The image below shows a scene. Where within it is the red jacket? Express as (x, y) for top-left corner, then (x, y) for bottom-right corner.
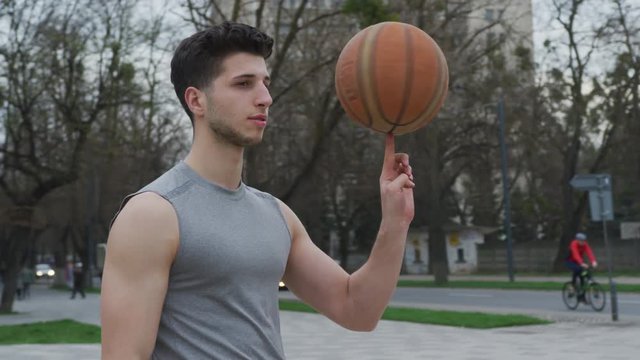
(567, 239), (596, 265)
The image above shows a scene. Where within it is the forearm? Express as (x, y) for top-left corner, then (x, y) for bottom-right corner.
(346, 222), (409, 330)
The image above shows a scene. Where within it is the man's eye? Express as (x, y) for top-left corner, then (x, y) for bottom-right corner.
(237, 81), (250, 87)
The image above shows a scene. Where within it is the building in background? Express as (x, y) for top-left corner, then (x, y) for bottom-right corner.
(404, 225), (499, 274)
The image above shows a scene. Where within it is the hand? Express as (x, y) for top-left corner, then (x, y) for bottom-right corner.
(592, 262), (598, 268)
(379, 133), (415, 228)
(581, 263), (588, 269)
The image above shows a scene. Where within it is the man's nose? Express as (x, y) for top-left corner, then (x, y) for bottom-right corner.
(256, 85), (273, 108)
(256, 83), (272, 108)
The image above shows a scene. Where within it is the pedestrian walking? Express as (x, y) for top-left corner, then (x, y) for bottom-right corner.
(70, 263), (86, 299)
(20, 266), (35, 299)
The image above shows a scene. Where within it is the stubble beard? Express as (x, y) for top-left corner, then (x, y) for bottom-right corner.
(207, 112), (261, 148)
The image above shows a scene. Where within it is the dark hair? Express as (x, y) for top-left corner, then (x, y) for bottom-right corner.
(170, 22), (274, 121)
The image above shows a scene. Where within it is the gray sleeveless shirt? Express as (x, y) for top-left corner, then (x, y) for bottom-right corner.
(117, 162), (291, 359)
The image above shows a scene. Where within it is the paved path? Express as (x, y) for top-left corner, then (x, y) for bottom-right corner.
(1, 283), (638, 360)
(390, 287), (640, 320)
(400, 274), (640, 284)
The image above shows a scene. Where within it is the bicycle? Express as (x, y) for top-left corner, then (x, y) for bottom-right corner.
(562, 268), (606, 311)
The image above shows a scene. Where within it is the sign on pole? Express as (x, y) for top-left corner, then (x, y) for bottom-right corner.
(570, 174), (614, 222)
(569, 174), (611, 191)
(588, 190), (614, 221)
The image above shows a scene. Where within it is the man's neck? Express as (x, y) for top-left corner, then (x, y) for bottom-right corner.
(184, 132), (244, 191)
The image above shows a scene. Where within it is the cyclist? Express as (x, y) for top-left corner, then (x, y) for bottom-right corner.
(565, 232), (598, 301)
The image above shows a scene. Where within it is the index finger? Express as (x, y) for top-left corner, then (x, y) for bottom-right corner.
(384, 132), (395, 163)
(382, 132), (396, 173)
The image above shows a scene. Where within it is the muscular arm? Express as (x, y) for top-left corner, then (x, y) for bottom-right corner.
(101, 192), (178, 359)
(281, 134), (414, 331)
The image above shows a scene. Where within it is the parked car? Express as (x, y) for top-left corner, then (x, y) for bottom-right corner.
(35, 263), (55, 279)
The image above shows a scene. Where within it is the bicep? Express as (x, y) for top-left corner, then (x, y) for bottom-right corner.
(279, 201), (350, 321)
(101, 193), (178, 359)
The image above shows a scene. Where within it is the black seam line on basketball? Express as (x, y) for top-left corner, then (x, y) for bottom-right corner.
(369, 24), (394, 127)
(401, 36), (440, 126)
(417, 43), (448, 124)
(357, 25), (382, 127)
(336, 57), (360, 125)
(369, 25), (397, 126)
(392, 25), (413, 126)
(404, 37), (448, 127)
(337, 31), (368, 127)
(354, 26), (371, 127)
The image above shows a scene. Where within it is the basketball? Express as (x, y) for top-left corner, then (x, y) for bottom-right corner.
(335, 22), (449, 135)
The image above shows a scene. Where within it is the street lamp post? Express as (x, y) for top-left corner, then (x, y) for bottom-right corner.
(497, 94), (515, 282)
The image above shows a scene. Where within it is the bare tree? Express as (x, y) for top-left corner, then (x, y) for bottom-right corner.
(0, 0), (186, 312)
(536, 0), (632, 271)
(605, 0), (640, 222)
(387, 0), (536, 283)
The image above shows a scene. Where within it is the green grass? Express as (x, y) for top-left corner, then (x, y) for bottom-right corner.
(0, 319), (101, 344)
(381, 306), (550, 328)
(473, 270), (640, 277)
(279, 299), (318, 313)
(397, 280), (640, 293)
(278, 299), (550, 329)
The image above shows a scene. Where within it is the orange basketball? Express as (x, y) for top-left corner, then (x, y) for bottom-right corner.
(335, 22), (449, 135)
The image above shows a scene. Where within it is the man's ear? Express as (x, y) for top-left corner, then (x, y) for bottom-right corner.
(185, 86), (207, 118)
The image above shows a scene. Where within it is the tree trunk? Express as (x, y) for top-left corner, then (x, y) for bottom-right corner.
(428, 226), (449, 285)
(424, 128), (449, 285)
(0, 225), (31, 313)
(339, 227), (350, 272)
(0, 267), (19, 313)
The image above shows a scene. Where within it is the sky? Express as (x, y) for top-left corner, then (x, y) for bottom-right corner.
(531, 0), (640, 77)
(143, 0), (640, 77)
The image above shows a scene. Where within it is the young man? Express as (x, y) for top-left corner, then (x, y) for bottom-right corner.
(101, 22), (415, 359)
(565, 232), (598, 298)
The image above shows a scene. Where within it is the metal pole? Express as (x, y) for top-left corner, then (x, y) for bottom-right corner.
(85, 171), (96, 289)
(599, 190), (618, 321)
(498, 95), (515, 282)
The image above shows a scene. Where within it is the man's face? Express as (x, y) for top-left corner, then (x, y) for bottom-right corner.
(204, 52), (272, 147)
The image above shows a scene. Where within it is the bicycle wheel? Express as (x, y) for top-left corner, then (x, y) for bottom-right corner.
(562, 282), (579, 310)
(587, 282), (606, 312)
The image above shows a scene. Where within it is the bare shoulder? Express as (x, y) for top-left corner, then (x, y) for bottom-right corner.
(274, 198), (307, 241)
(274, 198), (297, 226)
(107, 192), (178, 263)
(274, 198), (292, 217)
(114, 192), (176, 227)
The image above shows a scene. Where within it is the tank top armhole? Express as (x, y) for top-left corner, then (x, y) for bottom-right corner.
(109, 191), (178, 233)
(270, 196), (293, 246)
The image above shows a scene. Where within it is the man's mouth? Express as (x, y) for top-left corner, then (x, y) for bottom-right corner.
(249, 114), (267, 127)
